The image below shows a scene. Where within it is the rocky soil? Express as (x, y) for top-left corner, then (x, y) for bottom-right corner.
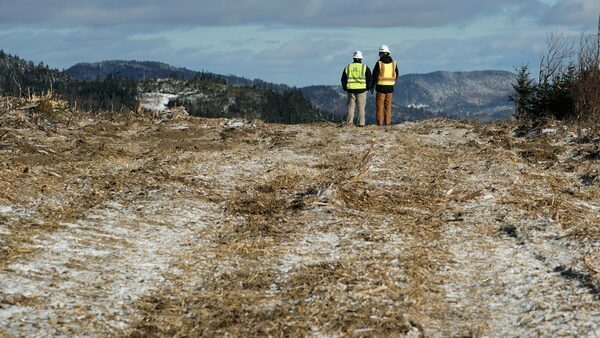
(0, 98), (599, 336)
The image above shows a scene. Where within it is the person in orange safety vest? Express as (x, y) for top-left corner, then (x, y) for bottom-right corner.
(371, 45), (399, 126)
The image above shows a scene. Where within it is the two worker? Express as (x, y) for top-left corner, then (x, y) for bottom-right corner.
(341, 45), (399, 126)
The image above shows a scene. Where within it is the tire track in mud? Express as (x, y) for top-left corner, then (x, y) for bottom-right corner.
(0, 198), (219, 335)
(0, 120), (238, 335)
(127, 125), (352, 336)
(433, 126), (600, 336)
(2, 119), (598, 336)
(127, 124), (462, 336)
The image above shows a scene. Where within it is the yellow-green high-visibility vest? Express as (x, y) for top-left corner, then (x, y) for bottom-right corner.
(377, 60), (397, 86)
(345, 63), (367, 90)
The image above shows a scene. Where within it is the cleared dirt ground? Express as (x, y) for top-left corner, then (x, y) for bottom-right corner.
(0, 101), (599, 336)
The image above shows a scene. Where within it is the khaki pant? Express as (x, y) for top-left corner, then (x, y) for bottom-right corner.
(376, 93), (393, 125)
(347, 92), (366, 126)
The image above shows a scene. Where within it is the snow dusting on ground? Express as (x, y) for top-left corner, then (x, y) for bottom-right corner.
(0, 114), (598, 336)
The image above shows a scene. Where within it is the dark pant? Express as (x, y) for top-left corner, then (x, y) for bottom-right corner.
(376, 93), (393, 125)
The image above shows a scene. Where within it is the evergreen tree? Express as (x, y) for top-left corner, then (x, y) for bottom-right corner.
(509, 65), (536, 120)
(550, 64), (577, 120)
(532, 80), (553, 120)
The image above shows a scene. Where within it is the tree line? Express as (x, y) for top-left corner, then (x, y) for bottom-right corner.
(0, 50), (138, 112)
(0, 50), (333, 123)
(510, 22), (600, 128)
(163, 77), (336, 124)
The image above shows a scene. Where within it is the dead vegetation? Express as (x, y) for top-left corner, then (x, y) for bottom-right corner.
(0, 97), (598, 336)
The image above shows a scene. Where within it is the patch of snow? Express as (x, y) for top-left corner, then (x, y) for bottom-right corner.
(574, 201), (600, 212)
(0, 205), (12, 235)
(0, 198), (216, 334)
(138, 93), (178, 112)
(0, 306), (34, 328)
(0, 276), (41, 295)
(277, 231), (340, 281)
(170, 124), (189, 130)
(279, 254), (302, 274)
(406, 103), (430, 109)
(0, 205), (13, 213)
(223, 119), (254, 128)
(563, 134), (578, 143)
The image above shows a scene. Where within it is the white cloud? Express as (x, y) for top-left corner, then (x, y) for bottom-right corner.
(0, 0), (594, 86)
(0, 0), (547, 28)
(543, 0), (600, 26)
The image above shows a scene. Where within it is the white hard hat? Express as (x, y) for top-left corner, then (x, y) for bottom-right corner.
(353, 50), (363, 59)
(379, 45), (390, 53)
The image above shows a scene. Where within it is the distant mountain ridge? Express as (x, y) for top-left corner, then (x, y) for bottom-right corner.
(65, 60), (515, 121)
(396, 70), (514, 120)
(0, 53), (327, 122)
(302, 70), (515, 122)
(67, 60), (198, 81)
(67, 60), (290, 92)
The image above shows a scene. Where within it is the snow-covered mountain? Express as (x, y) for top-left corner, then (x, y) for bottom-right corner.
(302, 70), (515, 122)
(395, 70), (514, 121)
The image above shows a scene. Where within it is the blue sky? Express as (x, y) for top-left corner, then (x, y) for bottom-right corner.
(0, 0), (598, 86)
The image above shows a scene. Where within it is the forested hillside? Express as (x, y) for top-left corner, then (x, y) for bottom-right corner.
(0, 52), (329, 123)
(67, 61), (291, 92)
(0, 50), (71, 96)
(139, 77), (334, 123)
(0, 51), (137, 112)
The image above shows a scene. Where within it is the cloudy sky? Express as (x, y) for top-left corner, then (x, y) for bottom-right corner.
(0, 0), (598, 86)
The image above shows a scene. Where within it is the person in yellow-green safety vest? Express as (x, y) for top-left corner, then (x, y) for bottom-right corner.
(371, 45), (399, 126)
(341, 50), (372, 126)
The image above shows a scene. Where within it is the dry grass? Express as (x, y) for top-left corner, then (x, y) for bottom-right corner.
(0, 98), (598, 336)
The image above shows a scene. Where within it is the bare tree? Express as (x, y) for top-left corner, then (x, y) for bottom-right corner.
(538, 34), (574, 86)
(572, 21), (600, 126)
(597, 13), (600, 69)
(11, 76), (22, 98)
(533, 34), (575, 118)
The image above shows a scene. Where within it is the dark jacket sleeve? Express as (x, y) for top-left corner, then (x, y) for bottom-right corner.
(365, 66), (373, 91)
(341, 67), (348, 91)
(395, 64), (399, 79)
(371, 62), (380, 90)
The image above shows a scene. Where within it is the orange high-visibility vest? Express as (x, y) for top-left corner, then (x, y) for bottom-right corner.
(377, 60), (397, 86)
